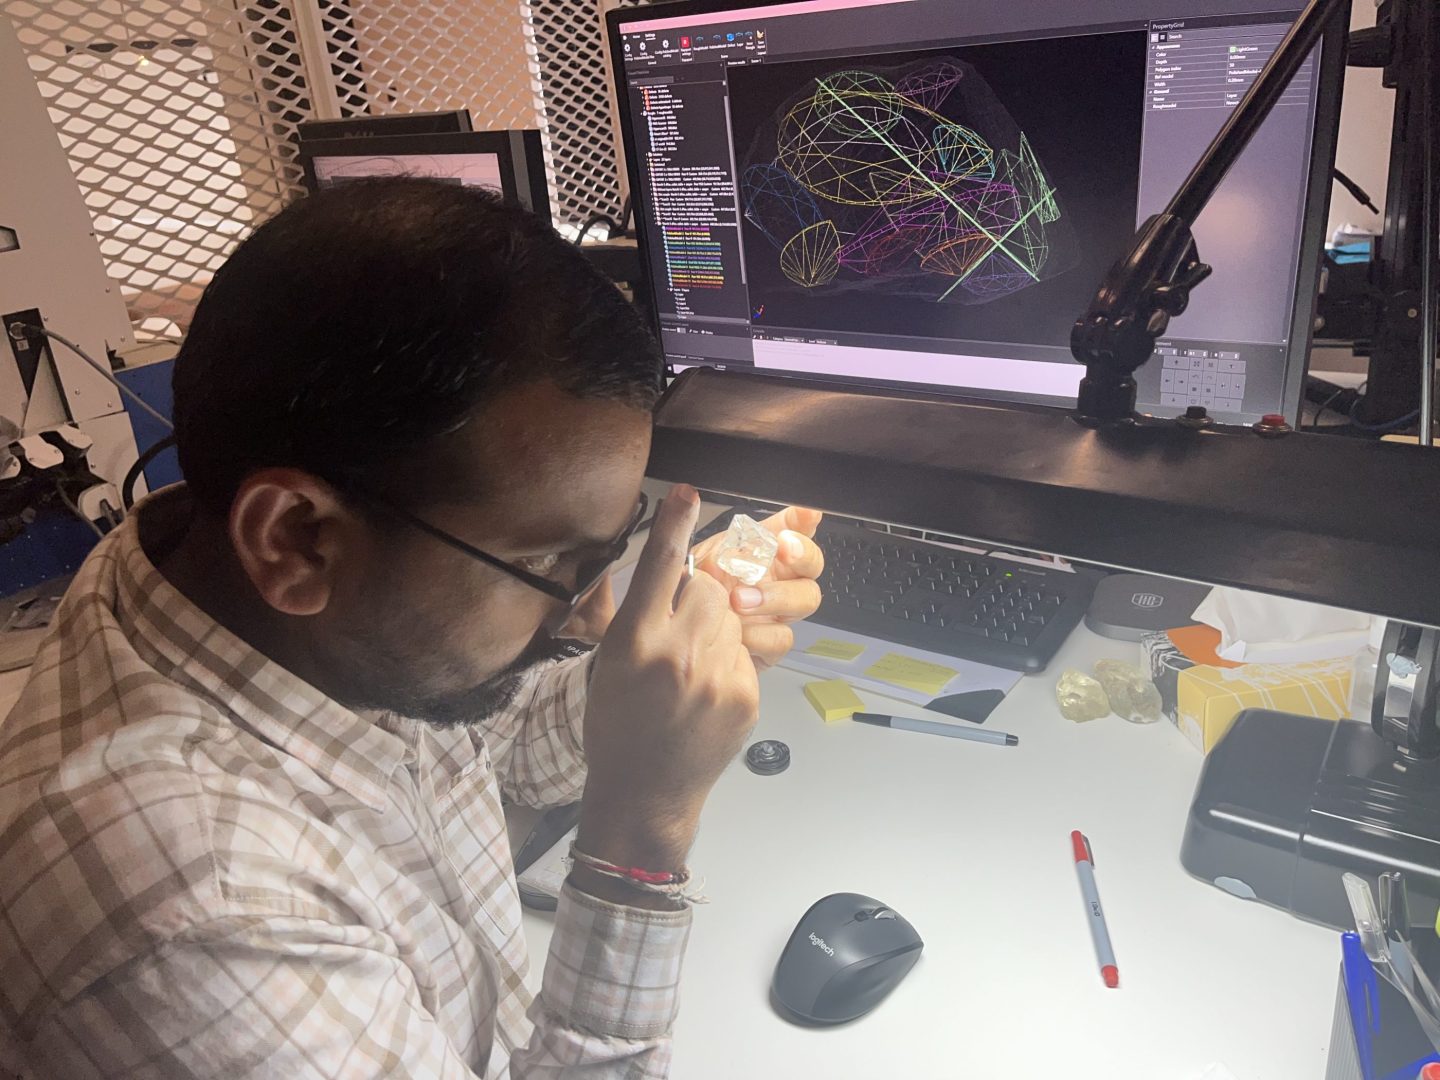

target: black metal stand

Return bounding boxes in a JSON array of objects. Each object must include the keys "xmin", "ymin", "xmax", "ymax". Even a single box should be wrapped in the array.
[
  {"xmin": 1368, "ymin": 620, "xmax": 1440, "ymax": 760},
  {"xmin": 1070, "ymin": 0, "xmax": 1351, "ymax": 422},
  {"xmin": 1349, "ymin": 0, "xmax": 1440, "ymax": 434}
]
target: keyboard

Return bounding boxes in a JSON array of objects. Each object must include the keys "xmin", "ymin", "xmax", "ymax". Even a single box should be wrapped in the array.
[{"xmin": 812, "ymin": 520, "xmax": 1100, "ymax": 672}]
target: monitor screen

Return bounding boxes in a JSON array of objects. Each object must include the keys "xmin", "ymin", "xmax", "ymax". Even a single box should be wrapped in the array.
[
  {"xmin": 310, "ymin": 151, "xmax": 504, "ymax": 191},
  {"xmin": 609, "ymin": 0, "xmax": 1341, "ymax": 423}
]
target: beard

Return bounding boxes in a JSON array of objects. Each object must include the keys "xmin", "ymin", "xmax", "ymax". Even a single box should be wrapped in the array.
[{"xmin": 327, "ymin": 621, "xmax": 576, "ymax": 729}]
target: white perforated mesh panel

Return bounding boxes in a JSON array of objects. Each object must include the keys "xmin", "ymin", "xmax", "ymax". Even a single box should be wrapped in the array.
[
  {"xmin": 2, "ymin": 0, "xmax": 316, "ymax": 339},
  {"xmin": 315, "ymin": 2, "xmax": 545, "ymax": 134},
  {"xmin": 7, "ymin": 0, "xmax": 640, "ymax": 335},
  {"xmin": 530, "ymin": 0, "xmax": 631, "ymax": 226}
]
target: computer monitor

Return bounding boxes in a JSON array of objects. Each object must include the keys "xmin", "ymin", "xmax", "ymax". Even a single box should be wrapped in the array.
[
  {"xmin": 606, "ymin": 0, "xmax": 1345, "ymax": 424},
  {"xmin": 296, "ymin": 110, "xmax": 473, "ymax": 142},
  {"xmin": 298, "ymin": 130, "xmax": 551, "ymax": 222}
]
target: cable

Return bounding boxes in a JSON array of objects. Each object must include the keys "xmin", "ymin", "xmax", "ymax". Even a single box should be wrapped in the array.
[
  {"xmin": 116, "ymin": 335, "xmax": 184, "ymax": 348},
  {"xmin": 1348, "ymin": 408, "xmax": 1421, "ymax": 433},
  {"xmin": 574, "ymin": 214, "xmax": 620, "ymax": 247},
  {"xmin": 54, "ymin": 482, "xmax": 104, "ymax": 539},
  {"xmin": 121, "ymin": 433, "xmax": 177, "ymax": 510},
  {"xmin": 1333, "ymin": 167, "xmax": 1381, "ymax": 215},
  {"xmin": 1307, "ymin": 385, "xmax": 1351, "ymax": 430},
  {"xmin": 8, "ymin": 324, "xmax": 173, "ymax": 431}
]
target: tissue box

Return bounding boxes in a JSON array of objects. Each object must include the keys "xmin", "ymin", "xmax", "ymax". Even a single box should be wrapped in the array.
[
  {"xmin": 1176, "ymin": 657, "xmax": 1353, "ymax": 753},
  {"xmin": 1140, "ymin": 625, "xmax": 1241, "ymax": 724}
]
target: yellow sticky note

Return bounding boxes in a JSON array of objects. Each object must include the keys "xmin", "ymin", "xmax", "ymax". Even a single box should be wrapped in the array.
[
  {"xmin": 805, "ymin": 638, "xmax": 866, "ymax": 662},
  {"xmin": 803, "ymin": 679, "xmax": 865, "ymax": 722},
  {"xmin": 863, "ymin": 653, "xmax": 959, "ymax": 696}
]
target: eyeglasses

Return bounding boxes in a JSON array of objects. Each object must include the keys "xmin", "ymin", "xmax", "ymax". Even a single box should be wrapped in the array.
[{"xmin": 356, "ymin": 490, "xmax": 649, "ymax": 634}]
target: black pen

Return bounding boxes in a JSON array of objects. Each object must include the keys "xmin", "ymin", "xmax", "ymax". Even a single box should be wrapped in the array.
[{"xmin": 852, "ymin": 712, "xmax": 1018, "ymax": 746}]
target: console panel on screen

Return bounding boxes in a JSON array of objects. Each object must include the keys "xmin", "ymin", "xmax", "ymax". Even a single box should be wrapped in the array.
[{"xmin": 611, "ymin": 0, "xmax": 1339, "ymax": 424}]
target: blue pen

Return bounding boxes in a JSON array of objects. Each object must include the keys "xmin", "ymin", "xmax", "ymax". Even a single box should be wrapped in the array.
[{"xmin": 1343, "ymin": 930, "xmax": 1380, "ymax": 1080}]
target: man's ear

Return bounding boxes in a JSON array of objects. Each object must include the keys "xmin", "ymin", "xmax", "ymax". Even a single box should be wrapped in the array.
[{"xmin": 228, "ymin": 469, "xmax": 358, "ymax": 616}]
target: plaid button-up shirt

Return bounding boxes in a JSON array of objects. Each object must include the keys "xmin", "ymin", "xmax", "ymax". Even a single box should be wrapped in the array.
[{"xmin": 0, "ymin": 496, "xmax": 690, "ymax": 1078}]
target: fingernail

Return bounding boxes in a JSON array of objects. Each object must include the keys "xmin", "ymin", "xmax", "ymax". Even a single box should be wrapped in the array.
[
  {"xmin": 781, "ymin": 531, "xmax": 804, "ymax": 558},
  {"xmin": 735, "ymin": 586, "xmax": 763, "ymax": 610},
  {"xmin": 671, "ymin": 483, "xmax": 698, "ymax": 507}
]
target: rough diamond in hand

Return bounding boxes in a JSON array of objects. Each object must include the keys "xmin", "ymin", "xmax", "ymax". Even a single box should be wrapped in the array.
[
  {"xmin": 1093, "ymin": 659, "xmax": 1163, "ymax": 724},
  {"xmin": 714, "ymin": 514, "xmax": 779, "ymax": 586},
  {"xmin": 1056, "ymin": 669, "xmax": 1111, "ymax": 722}
]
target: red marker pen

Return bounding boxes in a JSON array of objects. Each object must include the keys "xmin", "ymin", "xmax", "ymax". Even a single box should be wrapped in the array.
[{"xmin": 1073, "ymin": 830, "xmax": 1120, "ymax": 989}]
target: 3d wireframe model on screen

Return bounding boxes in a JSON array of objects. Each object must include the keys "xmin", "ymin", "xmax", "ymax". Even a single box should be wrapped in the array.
[{"xmin": 740, "ymin": 59, "xmax": 1077, "ymax": 305}]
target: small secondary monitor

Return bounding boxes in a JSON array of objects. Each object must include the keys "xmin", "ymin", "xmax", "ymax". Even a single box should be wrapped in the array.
[
  {"xmin": 299, "ymin": 130, "xmax": 550, "ymax": 221},
  {"xmin": 606, "ymin": 0, "xmax": 1345, "ymax": 424},
  {"xmin": 296, "ymin": 110, "xmax": 473, "ymax": 142}
]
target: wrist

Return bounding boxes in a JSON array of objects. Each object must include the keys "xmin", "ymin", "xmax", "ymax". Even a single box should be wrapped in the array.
[
  {"xmin": 575, "ymin": 794, "xmax": 699, "ymax": 875},
  {"xmin": 567, "ymin": 864, "xmax": 689, "ymax": 911}
]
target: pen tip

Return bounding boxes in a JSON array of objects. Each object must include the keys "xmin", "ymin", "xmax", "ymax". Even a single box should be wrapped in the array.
[
  {"xmin": 1103, "ymin": 965, "xmax": 1119, "ymax": 989},
  {"xmin": 1005, "ymin": 734, "xmax": 1019, "ymax": 746}
]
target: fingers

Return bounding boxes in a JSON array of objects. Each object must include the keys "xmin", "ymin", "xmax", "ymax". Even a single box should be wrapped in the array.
[
  {"xmin": 765, "ymin": 529, "xmax": 824, "ymax": 584},
  {"xmin": 756, "ymin": 506, "xmax": 822, "ymax": 541},
  {"xmin": 733, "ymin": 648, "xmax": 762, "ymax": 726},
  {"xmin": 740, "ymin": 622, "xmax": 795, "ymax": 671},
  {"xmin": 619, "ymin": 485, "xmax": 700, "ymax": 624},
  {"xmin": 732, "ymin": 577, "xmax": 822, "ymax": 622}
]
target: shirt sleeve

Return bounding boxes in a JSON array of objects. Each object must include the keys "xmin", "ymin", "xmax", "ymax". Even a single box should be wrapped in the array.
[
  {"xmin": 23, "ymin": 916, "xmax": 485, "ymax": 1080},
  {"xmin": 483, "ymin": 653, "xmax": 593, "ymax": 809},
  {"xmin": 510, "ymin": 882, "xmax": 692, "ymax": 1078},
  {"xmin": 22, "ymin": 893, "xmax": 692, "ymax": 1080}
]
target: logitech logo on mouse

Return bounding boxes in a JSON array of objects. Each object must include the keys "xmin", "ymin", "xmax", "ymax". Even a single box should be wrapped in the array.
[{"xmin": 808, "ymin": 932, "xmax": 834, "ymax": 956}]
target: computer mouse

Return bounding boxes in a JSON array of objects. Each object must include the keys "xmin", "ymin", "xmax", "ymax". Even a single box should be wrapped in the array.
[{"xmin": 771, "ymin": 892, "xmax": 923, "ymax": 1024}]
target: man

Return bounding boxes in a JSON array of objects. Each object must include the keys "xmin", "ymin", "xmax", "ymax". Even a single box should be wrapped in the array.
[{"xmin": 0, "ymin": 179, "xmax": 823, "ymax": 1077}]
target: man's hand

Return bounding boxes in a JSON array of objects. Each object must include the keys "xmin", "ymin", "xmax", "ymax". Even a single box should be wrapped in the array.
[
  {"xmin": 691, "ymin": 506, "xmax": 825, "ymax": 671},
  {"xmin": 576, "ymin": 485, "xmax": 760, "ymax": 904}
]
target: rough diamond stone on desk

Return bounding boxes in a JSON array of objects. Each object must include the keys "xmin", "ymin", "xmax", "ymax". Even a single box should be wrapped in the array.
[
  {"xmin": 1093, "ymin": 659, "xmax": 1163, "ymax": 724},
  {"xmin": 1056, "ymin": 669, "xmax": 1111, "ymax": 722}
]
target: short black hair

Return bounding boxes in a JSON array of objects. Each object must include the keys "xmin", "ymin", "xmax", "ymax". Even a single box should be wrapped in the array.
[{"xmin": 172, "ymin": 177, "xmax": 662, "ymax": 513}]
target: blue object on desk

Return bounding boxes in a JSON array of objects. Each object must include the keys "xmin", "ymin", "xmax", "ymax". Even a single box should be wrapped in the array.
[
  {"xmin": 1330, "ymin": 239, "xmax": 1374, "ymax": 266},
  {"xmin": 1333, "ymin": 930, "xmax": 1440, "ymax": 1080},
  {"xmin": 1345, "ymin": 931, "xmax": 1381, "ymax": 1080}
]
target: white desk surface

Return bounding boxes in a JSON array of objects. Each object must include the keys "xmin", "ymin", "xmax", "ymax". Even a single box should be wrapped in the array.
[
  {"xmin": 4, "ymin": 500, "xmax": 1339, "ymax": 1077},
  {"xmin": 520, "ymin": 624, "xmax": 1338, "ymax": 1079}
]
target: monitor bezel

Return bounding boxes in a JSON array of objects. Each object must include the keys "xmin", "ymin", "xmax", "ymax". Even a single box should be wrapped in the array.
[
  {"xmin": 297, "ymin": 130, "xmax": 551, "ymax": 223},
  {"xmin": 604, "ymin": 0, "xmax": 1349, "ymax": 423},
  {"xmin": 295, "ymin": 110, "xmax": 473, "ymax": 142}
]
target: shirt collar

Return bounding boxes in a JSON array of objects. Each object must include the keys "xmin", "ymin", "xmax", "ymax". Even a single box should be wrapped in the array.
[{"xmin": 110, "ymin": 487, "xmax": 413, "ymax": 811}]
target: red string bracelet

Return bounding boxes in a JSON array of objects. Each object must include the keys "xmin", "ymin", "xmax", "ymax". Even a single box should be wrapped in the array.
[{"xmin": 568, "ymin": 844, "xmax": 709, "ymax": 905}]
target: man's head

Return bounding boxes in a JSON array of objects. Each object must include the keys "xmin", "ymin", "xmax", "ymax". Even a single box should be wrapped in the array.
[{"xmin": 170, "ymin": 178, "xmax": 662, "ymax": 724}]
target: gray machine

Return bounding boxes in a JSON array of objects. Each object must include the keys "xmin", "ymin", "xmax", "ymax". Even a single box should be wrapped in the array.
[
  {"xmin": 2, "ymin": 16, "xmax": 155, "ymax": 604},
  {"xmin": 1184, "ymin": 617, "xmax": 1440, "ymax": 932},
  {"xmin": 1183, "ymin": 709, "xmax": 1440, "ymax": 930},
  {"xmin": 1084, "ymin": 572, "xmax": 1214, "ymax": 642}
]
